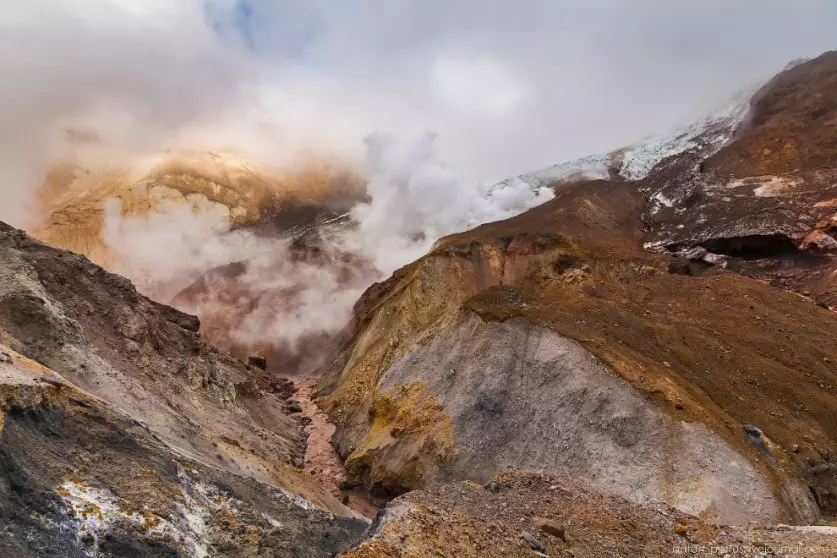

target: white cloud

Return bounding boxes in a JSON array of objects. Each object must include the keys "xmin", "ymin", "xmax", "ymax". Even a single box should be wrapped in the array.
[
  {"xmin": 430, "ymin": 55, "xmax": 530, "ymax": 115},
  {"xmin": 3, "ymin": 0, "xmax": 836, "ymax": 229},
  {"xmin": 346, "ymin": 132, "xmax": 554, "ymax": 274}
]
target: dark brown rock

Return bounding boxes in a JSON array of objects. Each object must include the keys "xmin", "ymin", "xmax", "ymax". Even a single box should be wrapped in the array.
[{"xmin": 247, "ymin": 354, "xmax": 268, "ymax": 370}]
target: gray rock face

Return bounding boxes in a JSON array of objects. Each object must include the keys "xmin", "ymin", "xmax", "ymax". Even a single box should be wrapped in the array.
[{"xmin": 377, "ymin": 312, "xmax": 782, "ymax": 525}]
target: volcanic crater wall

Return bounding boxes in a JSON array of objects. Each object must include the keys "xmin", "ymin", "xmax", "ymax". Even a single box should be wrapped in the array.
[{"xmin": 318, "ymin": 180, "xmax": 837, "ymax": 526}]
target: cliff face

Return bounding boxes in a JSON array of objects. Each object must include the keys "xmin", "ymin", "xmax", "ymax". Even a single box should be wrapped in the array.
[
  {"xmin": 0, "ymin": 222, "xmax": 368, "ymax": 555},
  {"xmin": 317, "ymin": 54, "xmax": 837, "ymax": 526}
]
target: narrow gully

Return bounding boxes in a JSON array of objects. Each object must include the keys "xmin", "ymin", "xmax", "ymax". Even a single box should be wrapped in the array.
[{"xmin": 289, "ymin": 378, "xmax": 379, "ymax": 519}]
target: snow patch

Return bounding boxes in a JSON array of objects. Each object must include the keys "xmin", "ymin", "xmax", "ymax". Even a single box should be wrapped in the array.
[
  {"xmin": 616, "ymin": 93, "xmax": 750, "ymax": 181},
  {"xmin": 651, "ymin": 190, "xmax": 675, "ymax": 208},
  {"xmin": 724, "ymin": 175, "xmax": 802, "ymax": 197},
  {"xmin": 500, "ymin": 90, "xmax": 751, "ymax": 191},
  {"xmin": 490, "ymin": 154, "xmax": 612, "ymax": 192}
]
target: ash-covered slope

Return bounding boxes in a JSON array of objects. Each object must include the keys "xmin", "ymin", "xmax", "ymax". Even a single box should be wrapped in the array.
[
  {"xmin": 316, "ymin": 53, "xmax": 837, "ymax": 528},
  {"xmin": 0, "ymin": 222, "xmax": 368, "ymax": 555}
]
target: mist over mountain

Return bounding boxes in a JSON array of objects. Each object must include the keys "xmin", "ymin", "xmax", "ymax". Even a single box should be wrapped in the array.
[{"xmin": 3, "ymin": 2, "xmax": 837, "ymax": 557}]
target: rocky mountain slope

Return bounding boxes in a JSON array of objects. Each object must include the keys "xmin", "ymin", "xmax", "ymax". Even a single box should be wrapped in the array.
[
  {"xmin": 7, "ymin": 50, "xmax": 837, "ymax": 557},
  {"xmin": 643, "ymin": 51, "xmax": 837, "ymax": 308},
  {"xmin": 0, "ymin": 222, "xmax": 369, "ymax": 556},
  {"xmin": 316, "ymin": 53, "xmax": 837, "ymax": 531},
  {"xmin": 32, "ymin": 149, "xmax": 364, "ymax": 300}
]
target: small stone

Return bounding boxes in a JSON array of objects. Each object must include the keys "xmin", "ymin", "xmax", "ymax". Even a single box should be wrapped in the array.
[
  {"xmin": 702, "ymin": 252, "xmax": 728, "ymax": 266},
  {"xmin": 521, "ymin": 531, "xmax": 546, "ymax": 552},
  {"xmin": 674, "ymin": 402, "xmax": 684, "ymax": 410},
  {"xmin": 533, "ymin": 517, "xmax": 567, "ymax": 542},
  {"xmin": 484, "ymin": 481, "xmax": 508, "ymax": 493},
  {"xmin": 341, "ymin": 495, "xmax": 349, "ymax": 505},
  {"xmin": 38, "ymin": 372, "xmax": 65, "ymax": 388},
  {"xmin": 792, "ymin": 445, "xmax": 801, "ymax": 454},
  {"xmin": 743, "ymin": 424, "xmax": 763, "ymax": 439},
  {"xmin": 775, "ymin": 523, "xmax": 792, "ymax": 531},
  {"xmin": 0, "ymin": 348, "xmax": 11, "ymax": 364},
  {"xmin": 674, "ymin": 523, "xmax": 688, "ymax": 536},
  {"xmin": 667, "ymin": 260, "xmax": 692, "ymax": 276}
]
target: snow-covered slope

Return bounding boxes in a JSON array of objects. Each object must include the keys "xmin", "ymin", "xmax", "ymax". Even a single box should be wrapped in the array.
[{"xmin": 491, "ymin": 92, "xmax": 752, "ymax": 193}]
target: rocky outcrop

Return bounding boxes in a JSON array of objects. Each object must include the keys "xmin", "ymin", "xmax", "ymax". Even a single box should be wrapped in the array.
[
  {"xmin": 0, "ymin": 222, "xmax": 369, "ymax": 554},
  {"xmin": 345, "ymin": 470, "xmax": 837, "ymax": 558},
  {"xmin": 318, "ymin": 180, "xmax": 837, "ymax": 525}
]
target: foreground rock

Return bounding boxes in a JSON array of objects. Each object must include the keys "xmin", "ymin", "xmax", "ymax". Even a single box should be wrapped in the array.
[
  {"xmin": 0, "ymin": 348, "xmax": 366, "ymax": 557},
  {"xmin": 345, "ymin": 470, "xmax": 837, "ymax": 558},
  {"xmin": 0, "ymin": 222, "xmax": 368, "ymax": 555}
]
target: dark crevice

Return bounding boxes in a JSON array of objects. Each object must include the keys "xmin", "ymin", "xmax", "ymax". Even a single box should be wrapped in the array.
[{"xmin": 699, "ymin": 234, "xmax": 800, "ymax": 260}]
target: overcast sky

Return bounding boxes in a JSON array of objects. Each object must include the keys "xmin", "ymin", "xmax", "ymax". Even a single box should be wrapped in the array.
[{"xmin": 2, "ymin": 0, "xmax": 836, "ymax": 223}]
